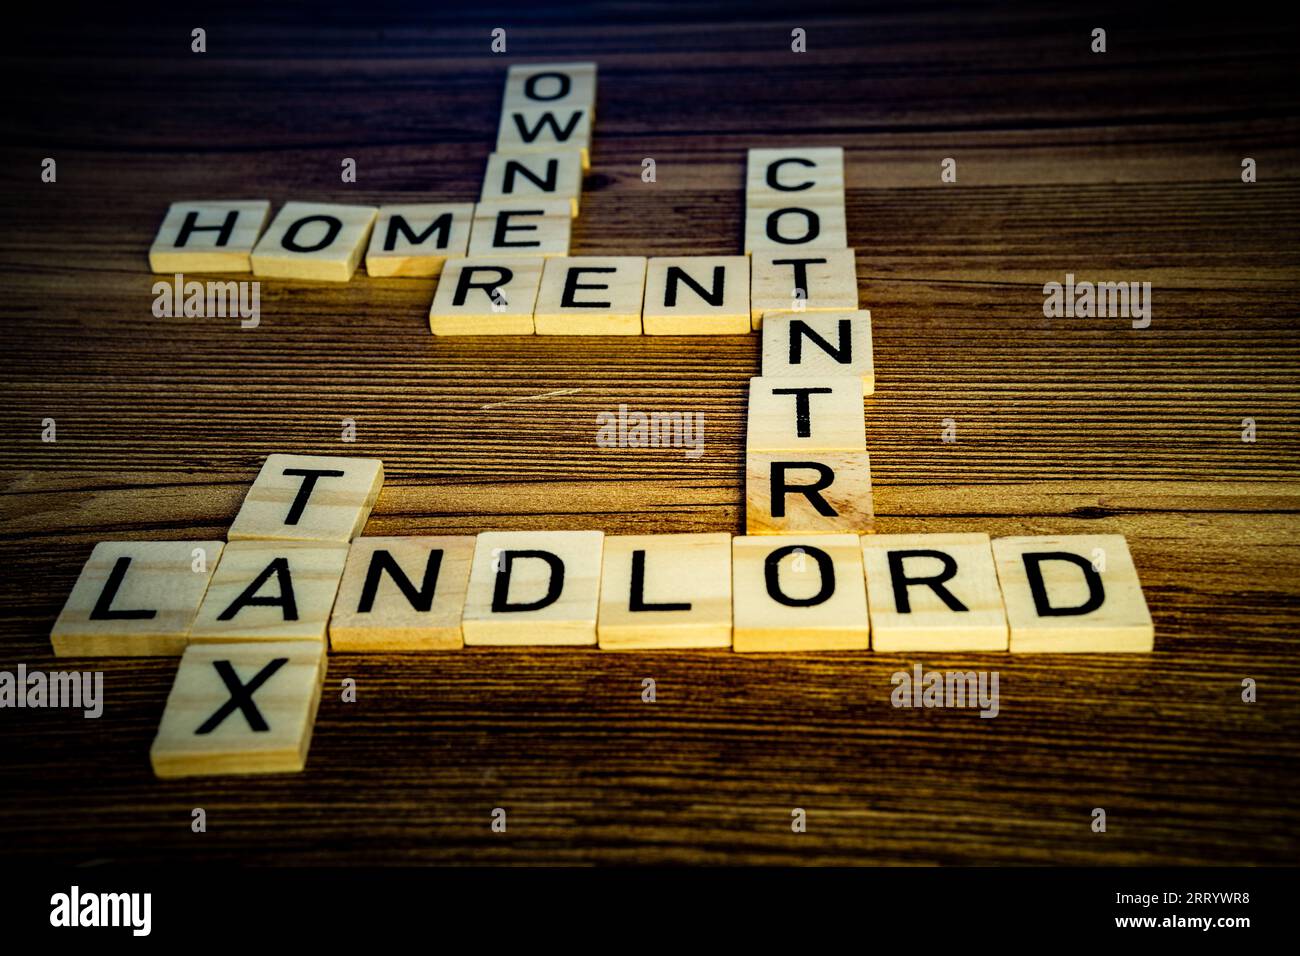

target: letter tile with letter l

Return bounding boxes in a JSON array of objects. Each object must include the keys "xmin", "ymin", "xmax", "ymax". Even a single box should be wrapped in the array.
[
  {"xmin": 462, "ymin": 531, "xmax": 604, "ymax": 645},
  {"xmin": 761, "ymin": 310, "xmax": 874, "ymax": 394},
  {"xmin": 228, "ymin": 453, "xmax": 384, "ymax": 544},
  {"xmin": 149, "ymin": 200, "xmax": 271, "ymax": 273},
  {"xmin": 597, "ymin": 533, "xmax": 732, "ymax": 649},
  {"xmin": 746, "ymin": 451, "xmax": 874, "ymax": 534},
  {"xmin": 250, "ymin": 201, "xmax": 378, "ymax": 282},
  {"xmin": 992, "ymin": 534, "xmax": 1154, "ymax": 652},
  {"xmin": 150, "ymin": 640, "xmax": 326, "ymax": 778},
  {"xmin": 732, "ymin": 534, "xmax": 869, "ymax": 652}
]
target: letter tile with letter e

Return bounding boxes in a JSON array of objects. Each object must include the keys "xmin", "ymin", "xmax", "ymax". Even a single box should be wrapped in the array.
[
  {"xmin": 761, "ymin": 310, "xmax": 874, "ymax": 394},
  {"xmin": 861, "ymin": 533, "xmax": 1008, "ymax": 652},
  {"xmin": 250, "ymin": 202, "xmax": 378, "ymax": 282},
  {"xmin": 746, "ymin": 377, "xmax": 866, "ymax": 452},
  {"xmin": 732, "ymin": 534, "xmax": 869, "ymax": 652},
  {"xmin": 428, "ymin": 256, "xmax": 544, "ymax": 335},
  {"xmin": 467, "ymin": 200, "xmax": 572, "ymax": 258},
  {"xmin": 149, "ymin": 640, "xmax": 325, "ymax": 778},
  {"xmin": 329, "ymin": 536, "xmax": 475, "ymax": 652},
  {"xmin": 993, "ymin": 534, "xmax": 1154, "ymax": 652},
  {"xmin": 597, "ymin": 533, "xmax": 732, "ymax": 649},
  {"xmin": 462, "ymin": 530, "xmax": 604, "ymax": 645},
  {"xmin": 364, "ymin": 203, "xmax": 473, "ymax": 277},
  {"xmin": 50, "ymin": 541, "xmax": 225, "ymax": 657},
  {"xmin": 750, "ymin": 248, "xmax": 858, "ymax": 329},
  {"xmin": 149, "ymin": 200, "xmax": 271, "ymax": 273},
  {"xmin": 533, "ymin": 256, "xmax": 647, "ymax": 335},
  {"xmin": 746, "ymin": 451, "xmax": 874, "ymax": 534},
  {"xmin": 228, "ymin": 453, "xmax": 384, "ymax": 544},
  {"xmin": 642, "ymin": 256, "xmax": 750, "ymax": 335}
]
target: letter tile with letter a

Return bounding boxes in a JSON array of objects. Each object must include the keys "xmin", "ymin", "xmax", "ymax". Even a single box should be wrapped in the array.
[
  {"xmin": 861, "ymin": 533, "xmax": 1008, "ymax": 651},
  {"xmin": 746, "ymin": 452, "xmax": 874, "ymax": 534},
  {"xmin": 428, "ymin": 256, "xmax": 544, "ymax": 335},
  {"xmin": 228, "ymin": 453, "xmax": 384, "ymax": 543},
  {"xmin": 993, "ymin": 534, "xmax": 1154, "ymax": 652},
  {"xmin": 188, "ymin": 541, "xmax": 349, "ymax": 645},
  {"xmin": 329, "ymin": 536, "xmax": 475, "ymax": 651},
  {"xmin": 597, "ymin": 533, "xmax": 732, "ymax": 649},
  {"xmin": 149, "ymin": 640, "xmax": 326, "ymax": 778},
  {"xmin": 533, "ymin": 256, "xmax": 647, "ymax": 335},
  {"xmin": 149, "ymin": 200, "xmax": 271, "ymax": 273},
  {"xmin": 732, "ymin": 534, "xmax": 869, "ymax": 652},
  {"xmin": 50, "ymin": 540, "xmax": 225, "ymax": 657},
  {"xmin": 462, "ymin": 531, "xmax": 604, "ymax": 645},
  {"xmin": 749, "ymin": 248, "xmax": 858, "ymax": 329},
  {"xmin": 746, "ymin": 377, "xmax": 866, "ymax": 452},
  {"xmin": 250, "ymin": 202, "xmax": 378, "ymax": 282},
  {"xmin": 761, "ymin": 310, "xmax": 874, "ymax": 394},
  {"xmin": 642, "ymin": 256, "xmax": 750, "ymax": 335},
  {"xmin": 364, "ymin": 203, "xmax": 473, "ymax": 277}
]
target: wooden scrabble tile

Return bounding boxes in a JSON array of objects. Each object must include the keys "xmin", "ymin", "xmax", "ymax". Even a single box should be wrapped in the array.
[
  {"xmin": 861, "ymin": 533, "xmax": 1008, "ymax": 652},
  {"xmin": 250, "ymin": 201, "xmax": 378, "ymax": 282},
  {"xmin": 149, "ymin": 200, "xmax": 271, "ymax": 273},
  {"xmin": 993, "ymin": 534, "xmax": 1154, "ymax": 653},
  {"xmin": 50, "ymin": 541, "xmax": 225, "ymax": 657},
  {"xmin": 533, "ymin": 256, "xmax": 646, "ymax": 335},
  {"xmin": 732, "ymin": 534, "xmax": 869, "ymax": 652},
  {"xmin": 744, "ymin": 204, "xmax": 848, "ymax": 253},
  {"xmin": 502, "ymin": 62, "xmax": 597, "ymax": 118},
  {"xmin": 642, "ymin": 256, "xmax": 750, "ymax": 335},
  {"xmin": 746, "ymin": 451, "xmax": 874, "ymax": 534},
  {"xmin": 468, "ymin": 201, "xmax": 571, "ymax": 258},
  {"xmin": 746, "ymin": 377, "xmax": 866, "ymax": 452},
  {"xmin": 597, "ymin": 533, "xmax": 732, "ymax": 649},
  {"xmin": 149, "ymin": 640, "xmax": 325, "ymax": 778},
  {"xmin": 188, "ymin": 541, "xmax": 349, "ymax": 645},
  {"xmin": 480, "ymin": 152, "xmax": 583, "ymax": 216},
  {"xmin": 462, "ymin": 530, "xmax": 604, "ymax": 645},
  {"xmin": 228, "ymin": 453, "xmax": 383, "ymax": 543},
  {"xmin": 746, "ymin": 147, "xmax": 845, "ymax": 208},
  {"xmin": 329, "ymin": 536, "xmax": 475, "ymax": 652},
  {"xmin": 750, "ymin": 248, "xmax": 858, "ymax": 328},
  {"xmin": 429, "ymin": 256, "xmax": 544, "ymax": 335},
  {"xmin": 364, "ymin": 203, "xmax": 473, "ymax": 277},
  {"xmin": 761, "ymin": 310, "xmax": 874, "ymax": 393},
  {"xmin": 497, "ymin": 105, "xmax": 593, "ymax": 170}
]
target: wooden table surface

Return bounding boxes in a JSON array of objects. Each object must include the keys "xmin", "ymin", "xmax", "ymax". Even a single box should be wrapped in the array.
[{"xmin": 2, "ymin": 3, "xmax": 1298, "ymax": 865}]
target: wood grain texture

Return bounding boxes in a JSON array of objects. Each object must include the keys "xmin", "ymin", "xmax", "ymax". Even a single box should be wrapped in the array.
[{"xmin": 1, "ymin": 2, "xmax": 1298, "ymax": 864}]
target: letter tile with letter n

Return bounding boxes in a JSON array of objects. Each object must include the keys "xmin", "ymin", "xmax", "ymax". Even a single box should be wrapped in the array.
[
  {"xmin": 480, "ymin": 152, "xmax": 584, "ymax": 216},
  {"xmin": 750, "ymin": 249, "xmax": 858, "ymax": 329},
  {"xmin": 597, "ymin": 533, "xmax": 732, "ymax": 649},
  {"xmin": 861, "ymin": 533, "xmax": 1008, "ymax": 652},
  {"xmin": 250, "ymin": 201, "xmax": 378, "ymax": 282},
  {"xmin": 329, "ymin": 536, "xmax": 475, "ymax": 652},
  {"xmin": 746, "ymin": 377, "xmax": 866, "ymax": 452},
  {"xmin": 50, "ymin": 541, "xmax": 225, "ymax": 657},
  {"xmin": 462, "ymin": 531, "xmax": 604, "ymax": 645},
  {"xmin": 188, "ymin": 541, "xmax": 349, "ymax": 644},
  {"xmin": 642, "ymin": 256, "xmax": 750, "ymax": 335},
  {"xmin": 502, "ymin": 62, "xmax": 597, "ymax": 119},
  {"xmin": 732, "ymin": 534, "xmax": 869, "ymax": 652},
  {"xmin": 364, "ymin": 203, "xmax": 473, "ymax": 277},
  {"xmin": 497, "ymin": 106, "xmax": 593, "ymax": 170},
  {"xmin": 533, "ymin": 256, "xmax": 647, "ymax": 335},
  {"xmin": 149, "ymin": 200, "xmax": 271, "ymax": 273},
  {"xmin": 468, "ymin": 200, "xmax": 572, "ymax": 258},
  {"xmin": 761, "ymin": 310, "xmax": 874, "ymax": 394},
  {"xmin": 428, "ymin": 256, "xmax": 544, "ymax": 335},
  {"xmin": 228, "ymin": 453, "xmax": 384, "ymax": 543},
  {"xmin": 744, "ymin": 204, "xmax": 848, "ymax": 254},
  {"xmin": 993, "ymin": 534, "xmax": 1154, "ymax": 653},
  {"xmin": 746, "ymin": 452, "xmax": 874, "ymax": 534},
  {"xmin": 149, "ymin": 640, "xmax": 325, "ymax": 778}
]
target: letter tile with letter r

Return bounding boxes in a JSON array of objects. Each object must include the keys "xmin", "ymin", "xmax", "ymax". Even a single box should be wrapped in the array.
[
  {"xmin": 746, "ymin": 451, "xmax": 873, "ymax": 534},
  {"xmin": 428, "ymin": 256, "xmax": 544, "ymax": 335}
]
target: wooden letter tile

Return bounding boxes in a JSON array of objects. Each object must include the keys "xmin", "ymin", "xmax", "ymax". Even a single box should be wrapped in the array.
[
  {"xmin": 497, "ymin": 106, "xmax": 593, "ymax": 170},
  {"xmin": 480, "ymin": 152, "xmax": 583, "ymax": 216},
  {"xmin": 533, "ymin": 256, "xmax": 646, "ymax": 335},
  {"xmin": 462, "ymin": 530, "xmax": 604, "ymax": 645},
  {"xmin": 149, "ymin": 640, "xmax": 325, "ymax": 778},
  {"xmin": 642, "ymin": 256, "xmax": 750, "ymax": 335},
  {"xmin": 746, "ymin": 147, "xmax": 845, "ymax": 208},
  {"xmin": 149, "ymin": 200, "xmax": 270, "ymax": 273},
  {"xmin": 746, "ymin": 377, "xmax": 866, "ymax": 452},
  {"xmin": 50, "ymin": 541, "xmax": 225, "ymax": 657},
  {"xmin": 744, "ymin": 204, "xmax": 848, "ymax": 253},
  {"xmin": 862, "ymin": 533, "xmax": 1008, "ymax": 652},
  {"xmin": 250, "ymin": 202, "xmax": 378, "ymax": 282},
  {"xmin": 746, "ymin": 451, "xmax": 874, "ymax": 534},
  {"xmin": 428, "ymin": 256, "xmax": 543, "ymax": 335},
  {"xmin": 993, "ymin": 534, "xmax": 1154, "ymax": 653},
  {"xmin": 761, "ymin": 310, "xmax": 874, "ymax": 393},
  {"xmin": 467, "ymin": 201, "xmax": 571, "ymax": 258},
  {"xmin": 329, "ymin": 536, "xmax": 475, "ymax": 652},
  {"xmin": 364, "ymin": 203, "xmax": 473, "ymax": 277},
  {"xmin": 228, "ymin": 453, "xmax": 383, "ymax": 543},
  {"xmin": 188, "ymin": 541, "xmax": 349, "ymax": 645},
  {"xmin": 732, "ymin": 534, "xmax": 869, "ymax": 652},
  {"xmin": 597, "ymin": 533, "xmax": 732, "ymax": 649},
  {"xmin": 502, "ymin": 62, "xmax": 597, "ymax": 118},
  {"xmin": 750, "ymin": 248, "xmax": 858, "ymax": 328}
]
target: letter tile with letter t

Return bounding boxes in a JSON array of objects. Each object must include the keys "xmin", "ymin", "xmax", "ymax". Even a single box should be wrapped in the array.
[
  {"xmin": 228, "ymin": 453, "xmax": 384, "ymax": 544},
  {"xmin": 149, "ymin": 640, "xmax": 326, "ymax": 778},
  {"xmin": 992, "ymin": 534, "xmax": 1154, "ymax": 652},
  {"xmin": 462, "ymin": 530, "xmax": 604, "ymax": 645}
]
